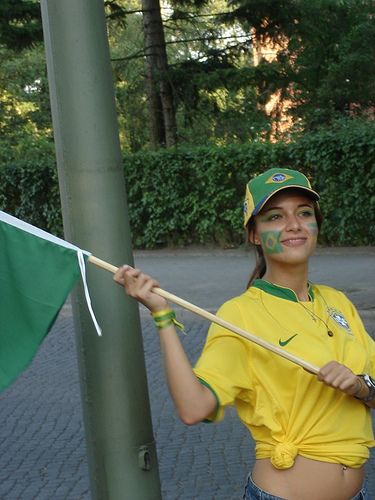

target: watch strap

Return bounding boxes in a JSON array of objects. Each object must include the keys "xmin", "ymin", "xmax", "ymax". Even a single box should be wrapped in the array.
[{"xmin": 356, "ymin": 374, "xmax": 375, "ymax": 402}]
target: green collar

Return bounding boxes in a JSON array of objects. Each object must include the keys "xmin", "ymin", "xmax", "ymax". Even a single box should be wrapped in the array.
[{"xmin": 252, "ymin": 279, "xmax": 314, "ymax": 303}]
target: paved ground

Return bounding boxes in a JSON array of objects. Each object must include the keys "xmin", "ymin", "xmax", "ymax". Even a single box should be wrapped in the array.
[{"xmin": 0, "ymin": 247, "xmax": 374, "ymax": 499}]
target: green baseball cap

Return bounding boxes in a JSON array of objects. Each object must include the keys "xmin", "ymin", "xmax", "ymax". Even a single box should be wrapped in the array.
[{"xmin": 243, "ymin": 167, "xmax": 319, "ymax": 227}]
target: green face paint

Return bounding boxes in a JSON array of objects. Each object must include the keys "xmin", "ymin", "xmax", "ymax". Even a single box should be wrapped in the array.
[
  {"xmin": 257, "ymin": 212, "xmax": 278, "ymax": 223},
  {"xmin": 260, "ymin": 231, "xmax": 283, "ymax": 254},
  {"xmin": 308, "ymin": 222, "xmax": 318, "ymax": 234}
]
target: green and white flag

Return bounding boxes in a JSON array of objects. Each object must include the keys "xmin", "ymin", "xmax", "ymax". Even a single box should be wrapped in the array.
[{"xmin": 0, "ymin": 210, "xmax": 101, "ymax": 393}]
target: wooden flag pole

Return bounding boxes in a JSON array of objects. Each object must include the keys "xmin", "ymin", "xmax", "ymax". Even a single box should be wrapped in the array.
[{"xmin": 88, "ymin": 255, "xmax": 320, "ymax": 375}]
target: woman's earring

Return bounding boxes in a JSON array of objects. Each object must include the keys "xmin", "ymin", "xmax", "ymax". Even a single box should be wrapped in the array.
[{"xmin": 249, "ymin": 233, "xmax": 260, "ymax": 245}]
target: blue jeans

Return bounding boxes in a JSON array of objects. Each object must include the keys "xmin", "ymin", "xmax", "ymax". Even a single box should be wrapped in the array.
[{"xmin": 243, "ymin": 474, "xmax": 371, "ymax": 500}]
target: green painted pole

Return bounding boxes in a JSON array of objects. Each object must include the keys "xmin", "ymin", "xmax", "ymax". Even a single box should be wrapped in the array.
[{"xmin": 40, "ymin": 1, "xmax": 162, "ymax": 498}]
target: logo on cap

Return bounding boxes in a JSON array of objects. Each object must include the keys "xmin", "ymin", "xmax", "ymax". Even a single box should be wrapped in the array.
[{"xmin": 266, "ymin": 173, "xmax": 293, "ymax": 184}]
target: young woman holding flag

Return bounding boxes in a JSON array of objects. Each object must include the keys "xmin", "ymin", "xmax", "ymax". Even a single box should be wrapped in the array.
[{"xmin": 114, "ymin": 168, "xmax": 374, "ymax": 500}]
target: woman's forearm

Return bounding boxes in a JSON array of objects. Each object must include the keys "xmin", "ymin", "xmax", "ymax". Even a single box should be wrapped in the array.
[
  {"xmin": 112, "ymin": 265, "xmax": 217, "ymax": 424},
  {"xmin": 158, "ymin": 324, "xmax": 217, "ymax": 425}
]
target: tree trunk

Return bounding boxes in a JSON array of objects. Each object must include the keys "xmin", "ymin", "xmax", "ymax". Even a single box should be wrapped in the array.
[{"xmin": 142, "ymin": 0, "xmax": 177, "ymax": 148}]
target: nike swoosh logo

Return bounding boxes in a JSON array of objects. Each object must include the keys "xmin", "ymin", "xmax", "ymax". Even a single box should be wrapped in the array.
[{"xmin": 279, "ymin": 334, "xmax": 298, "ymax": 347}]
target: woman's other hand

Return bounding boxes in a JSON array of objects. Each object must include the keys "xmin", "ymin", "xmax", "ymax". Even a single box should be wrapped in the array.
[
  {"xmin": 317, "ymin": 361, "xmax": 367, "ymax": 399},
  {"xmin": 113, "ymin": 265, "xmax": 168, "ymax": 312}
]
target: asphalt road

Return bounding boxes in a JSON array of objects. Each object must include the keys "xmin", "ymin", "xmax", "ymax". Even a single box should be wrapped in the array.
[{"xmin": 134, "ymin": 246, "xmax": 375, "ymax": 313}]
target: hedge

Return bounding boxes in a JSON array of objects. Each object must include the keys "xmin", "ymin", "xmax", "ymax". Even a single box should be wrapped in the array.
[
  {"xmin": 0, "ymin": 160, "xmax": 61, "ymax": 236},
  {"xmin": 288, "ymin": 120, "xmax": 375, "ymax": 246},
  {"xmin": 1, "ymin": 119, "xmax": 374, "ymax": 247}
]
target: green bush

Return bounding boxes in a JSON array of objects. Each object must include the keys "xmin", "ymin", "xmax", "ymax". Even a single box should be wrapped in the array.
[
  {"xmin": 123, "ymin": 143, "xmax": 284, "ymax": 247},
  {"xmin": 288, "ymin": 119, "xmax": 375, "ymax": 245},
  {"xmin": 0, "ymin": 158, "xmax": 62, "ymax": 236},
  {"xmin": 1, "ymin": 118, "xmax": 374, "ymax": 247}
]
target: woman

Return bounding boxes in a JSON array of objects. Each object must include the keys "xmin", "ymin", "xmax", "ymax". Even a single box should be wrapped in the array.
[{"xmin": 114, "ymin": 167, "xmax": 375, "ymax": 500}]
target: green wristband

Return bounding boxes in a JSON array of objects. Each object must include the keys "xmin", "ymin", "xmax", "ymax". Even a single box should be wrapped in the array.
[{"xmin": 151, "ymin": 309, "xmax": 185, "ymax": 333}]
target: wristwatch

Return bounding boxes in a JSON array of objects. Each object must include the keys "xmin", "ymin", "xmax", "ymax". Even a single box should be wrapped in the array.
[{"xmin": 357, "ymin": 374, "xmax": 375, "ymax": 402}]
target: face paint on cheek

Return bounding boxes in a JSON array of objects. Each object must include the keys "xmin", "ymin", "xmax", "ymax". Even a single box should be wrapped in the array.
[
  {"xmin": 260, "ymin": 231, "xmax": 284, "ymax": 254},
  {"xmin": 308, "ymin": 222, "xmax": 319, "ymax": 235}
]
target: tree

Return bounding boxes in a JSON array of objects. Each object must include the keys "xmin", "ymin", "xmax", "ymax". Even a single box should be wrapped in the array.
[
  {"xmin": 0, "ymin": 44, "xmax": 53, "ymax": 163},
  {"xmin": 0, "ymin": 0, "xmax": 53, "ymax": 163},
  {"xmin": 141, "ymin": 0, "xmax": 177, "ymax": 147},
  {"xmin": 107, "ymin": 2, "xmax": 151, "ymax": 152},
  {"xmin": 108, "ymin": 0, "xmax": 264, "ymax": 148},
  {"xmin": 0, "ymin": 0, "xmax": 42, "ymax": 50},
  {"xmin": 162, "ymin": 0, "xmax": 266, "ymax": 143},
  {"xmin": 4, "ymin": 0, "xmax": 374, "ymax": 156},
  {"xmin": 223, "ymin": 0, "xmax": 375, "ymax": 132},
  {"xmin": 288, "ymin": 1, "xmax": 375, "ymax": 128}
]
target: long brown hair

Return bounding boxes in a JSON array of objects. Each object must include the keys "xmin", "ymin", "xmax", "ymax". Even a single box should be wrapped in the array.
[{"xmin": 246, "ymin": 200, "xmax": 323, "ymax": 289}]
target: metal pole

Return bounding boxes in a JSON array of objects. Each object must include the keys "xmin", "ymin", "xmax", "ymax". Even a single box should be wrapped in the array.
[{"xmin": 40, "ymin": 1, "xmax": 162, "ymax": 498}]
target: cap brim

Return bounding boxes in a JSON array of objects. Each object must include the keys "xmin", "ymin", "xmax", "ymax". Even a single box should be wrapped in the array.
[{"xmin": 253, "ymin": 185, "xmax": 320, "ymax": 216}]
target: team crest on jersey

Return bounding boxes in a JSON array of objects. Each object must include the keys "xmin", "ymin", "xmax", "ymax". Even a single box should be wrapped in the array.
[
  {"xmin": 266, "ymin": 173, "xmax": 293, "ymax": 184},
  {"xmin": 327, "ymin": 307, "xmax": 353, "ymax": 334}
]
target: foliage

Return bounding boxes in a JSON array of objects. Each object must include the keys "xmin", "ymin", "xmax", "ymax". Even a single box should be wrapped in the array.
[
  {"xmin": 285, "ymin": 0, "xmax": 375, "ymax": 129},
  {"xmin": 1, "ymin": 0, "xmax": 375, "ymax": 152},
  {"xmin": 164, "ymin": 1, "xmax": 267, "ymax": 144},
  {"xmin": 0, "ymin": 45, "xmax": 53, "ymax": 161},
  {"xmin": 288, "ymin": 118, "xmax": 375, "ymax": 245},
  {"xmin": 171, "ymin": 64, "xmax": 270, "ymax": 144},
  {"xmin": 224, "ymin": 0, "xmax": 302, "ymax": 41},
  {"xmin": 170, "ymin": 0, "xmax": 375, "ymax": 134},
  {"xmin": 123, "ymin": 142, "xmax": 280, "ymax": 247},
  {"xmin": 122, "ymin": 119, "xmax": 375, "ymax": 247},
  {"xmin": 0, "ymin": 157, "xmax": 62, "ymax": 236},
  {"xmin": 0, "ymin": 0, "xmax": 43, "ymax": 50},
  {"xmin": 1, "ymin": 119, "xmax": 374, "ymax": 247},
  {"xmin": 108, "ymin": 5, "xmax": 150, "ymax": 151}
]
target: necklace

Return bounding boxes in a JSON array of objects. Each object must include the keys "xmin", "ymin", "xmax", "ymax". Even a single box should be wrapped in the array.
[
  {"xmin": 260, "ymin": 284, "xmax": 334, "ymax": 337},
  {"xmin": 297, "ymin": 299, "xmax": 334, "ymax": 337}
]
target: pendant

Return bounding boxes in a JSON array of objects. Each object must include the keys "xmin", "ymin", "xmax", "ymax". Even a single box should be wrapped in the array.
[{"xmin": 327, "ymin": 330, "xmax": 334, "ymax": 337}]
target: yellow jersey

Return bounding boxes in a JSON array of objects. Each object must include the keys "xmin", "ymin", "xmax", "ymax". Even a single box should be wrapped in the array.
[{"xmin": 193, "ymin": 280, "xmax": 375, "ymax": 469}]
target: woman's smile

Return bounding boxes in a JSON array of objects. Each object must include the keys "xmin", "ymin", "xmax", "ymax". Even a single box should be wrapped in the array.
[{"xmin": 280, "ymin": 236, "xmax": 308, "ymax": 247}]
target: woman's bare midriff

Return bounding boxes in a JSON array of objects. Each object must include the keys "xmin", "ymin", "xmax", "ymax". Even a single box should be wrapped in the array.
[{"xmin": 252, "ymin": 456, "xmax": 365, "ymax": 500}]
